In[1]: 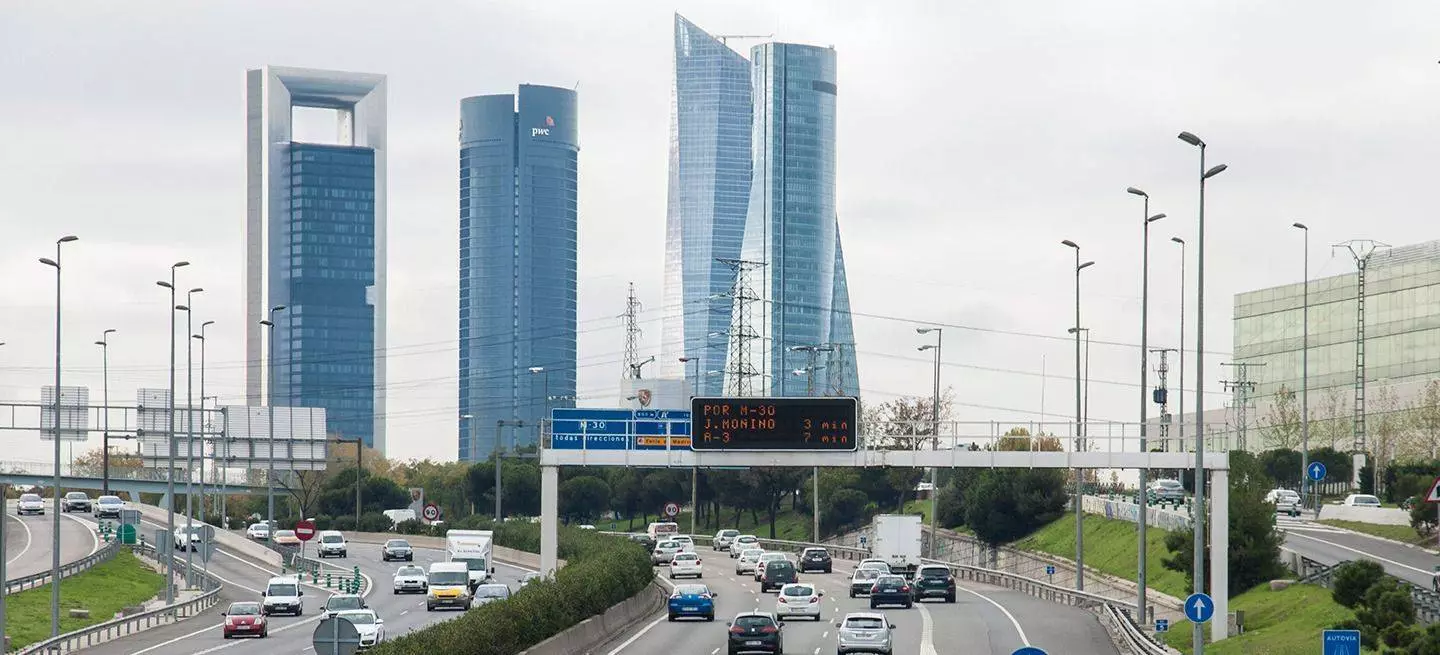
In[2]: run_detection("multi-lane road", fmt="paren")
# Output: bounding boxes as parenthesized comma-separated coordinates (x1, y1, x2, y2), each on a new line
(1279, 515, 1440, 587)
(595, 552, 1120, 655)
(4, 500, 101, 580)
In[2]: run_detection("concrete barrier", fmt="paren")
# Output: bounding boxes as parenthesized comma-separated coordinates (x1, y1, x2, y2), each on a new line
(131, 504, 282, 567)
(344, 532, 566, 570)
(518, 581, 666, 655)
(1316, 504, 1411, 526)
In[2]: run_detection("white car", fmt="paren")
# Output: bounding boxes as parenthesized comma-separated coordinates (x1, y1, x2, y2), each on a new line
(94, 495, 125, 519)
(334, 609, 384, 649)
(17, 493, 44, 515)
(577, 524, 597, 530)
(669, 552, 703, 579)
(730, 535, 759, 558)
(736, 548, 765, 575)
(520, 572, 543, 587)
(857, 559, 892, 574)
(262, 576, 304, 616)
(652, 540, 683, 564)
(1343, 494, 1382, 507)
(317, 530, 348, 558)
(392, 565, 427, 595)
(1265, 489, 1302, 517)
(775, 583, 824, 621)
(713, 529, 740, 551)
(174, 525, 204, 551)
(671, 535, 696, 553)
(246, 522, 271, 540)
(471, 583, 511, 607)
(753, 553, 790, 582)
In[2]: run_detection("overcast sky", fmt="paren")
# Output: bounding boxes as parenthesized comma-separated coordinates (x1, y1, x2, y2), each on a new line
(2, 1, 1439, 465)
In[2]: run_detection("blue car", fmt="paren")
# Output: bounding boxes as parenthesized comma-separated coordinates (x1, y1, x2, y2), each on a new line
(667, 583, 718, 621)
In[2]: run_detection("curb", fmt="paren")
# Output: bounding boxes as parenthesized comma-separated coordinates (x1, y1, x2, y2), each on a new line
(518, 580, 667, 655)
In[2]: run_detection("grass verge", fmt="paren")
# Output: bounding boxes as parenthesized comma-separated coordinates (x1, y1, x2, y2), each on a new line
(6, 549, 165, 650)
(1160, 582, 1368, 654)
(1011, 512, 1190, 599)
(1317, 519, 1430, 546)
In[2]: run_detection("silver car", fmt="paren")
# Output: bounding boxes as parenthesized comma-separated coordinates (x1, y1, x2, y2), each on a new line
(836, 611, 896, 655)
(471, 583, 511, 607)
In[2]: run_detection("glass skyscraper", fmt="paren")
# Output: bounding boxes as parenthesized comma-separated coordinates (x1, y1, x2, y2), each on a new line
(458, 85, 579, 462)
(660, 14, 754, 394)
(728, 41, 860, 398)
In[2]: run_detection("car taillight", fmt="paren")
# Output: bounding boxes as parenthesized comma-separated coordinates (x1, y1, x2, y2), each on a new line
(870, 585, 880, 593)
(809, 596, 818, 603)
(729, 626, 746, 634)
(900, 586, 910, 593)
(760, 626, 778, 634)
(778, 597, 787, 604)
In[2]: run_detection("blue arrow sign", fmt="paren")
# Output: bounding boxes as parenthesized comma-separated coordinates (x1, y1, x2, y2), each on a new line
(1155, 618, 1169, 633)
(1011, 648, 1048, 655)
(1045, 565, 1056, 576)
(1183, 592, 1215, 624)
(1308, 461, 1327, 482)
(1322, 629, 1361, 655)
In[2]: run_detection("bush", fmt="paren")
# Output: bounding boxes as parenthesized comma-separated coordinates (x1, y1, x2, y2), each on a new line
(1332, 560, 1387, 608)
(367, 525, 653, 655)
(358, 512, 392, 533)
(1411, 499, 1437, 537)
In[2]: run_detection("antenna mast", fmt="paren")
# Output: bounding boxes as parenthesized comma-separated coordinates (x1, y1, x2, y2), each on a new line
(1334, 239, 1390, 458)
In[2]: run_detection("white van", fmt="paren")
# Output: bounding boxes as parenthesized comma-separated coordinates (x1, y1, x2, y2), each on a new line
(426, 562, 471, 612)
(262, 575, 304, 616)
(316, 530, 348, 558)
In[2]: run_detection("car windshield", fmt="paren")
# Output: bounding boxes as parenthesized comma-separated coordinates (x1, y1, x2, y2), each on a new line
(657, 541, 677, 549)
(674, 553, 698, 562)
(1354, 496, 1380, 504)
(737, 536, 756, 543)
(675, 584, 709, 596)
(337, 611, 374, 625)
(845, 617, 886, 630)
(274, 530, 296, 538)
(251, 523, 269, 530)
(854, 570, 879, 581)
(398, 566, 424, 576)
(268, 584, 298, 596)
(742, 549, 763, 558)
(387, 540, 409, 548)
(66, 492, 86, 499)
(228, 602, 261, 615)
(760, 553, 785, 561)
(99, 496, 121, 504)
(876, 576, 905, 586)
(429, 570, 467, 586)
(455, 557, 487, 571)
(327, 597, 363, 610)
(766, 561, 792, 571)
(719, 530, 738, 537)
(804, 548, 827, 556)
(735, 615, 775, 629)
(919, 567, 949, 579)
(782, 585, 813, 597)
(321, 535, 343, 543)
(1157, 480, 1182, 489)
(475, 585, 509, 598)
(20, 494, 39, 502)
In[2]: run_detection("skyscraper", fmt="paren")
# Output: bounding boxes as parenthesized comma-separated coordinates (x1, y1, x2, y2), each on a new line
(245, 66, 387, 450)
(458, 85, 579, 462)
(660, 14, 754, 394)
(727, 42, 859, 398)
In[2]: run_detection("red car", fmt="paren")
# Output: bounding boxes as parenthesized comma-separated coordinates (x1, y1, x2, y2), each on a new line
(222, 601, 268, 639)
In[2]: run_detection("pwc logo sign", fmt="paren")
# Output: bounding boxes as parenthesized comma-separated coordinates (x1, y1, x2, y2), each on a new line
(531, 115, 556, 137)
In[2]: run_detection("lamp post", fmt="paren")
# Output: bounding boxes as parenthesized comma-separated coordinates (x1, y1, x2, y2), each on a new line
(1171, 237, 1186, 454)
(1060, 239, 1093, 590)
(789, 344, 834, 542)
(917, 328, 943, 557)
(529, 366, 548, 445)
(95, 329, 117, 495)
(195, 321, 214, 516)
(679, 356, 700, 535)
(155, 260, 188, 605)
(179, 287, 203, 587)
(1128, 187, 1166, 622)
(1178, 130, 1226, 655)
(1293, 222, 1311, 507)
(38, 234, 78, 637)
(259, 304, 285, 535)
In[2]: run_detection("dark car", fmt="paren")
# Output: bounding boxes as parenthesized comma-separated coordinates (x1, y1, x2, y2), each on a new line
(910, 565, 956, 603)
(849, 568, 881, 598)
(726, 612, 784, 655)
(759, 560, 798, 592)
(381, 539, 414, 562)
(869, 574, 912, 609)
(61, 492, 91, 513)
(799, 547, 832, 573)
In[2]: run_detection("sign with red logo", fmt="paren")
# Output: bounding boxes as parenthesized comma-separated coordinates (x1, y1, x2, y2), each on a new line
(422, 503, 441, 522)
(295, 519, 317, 542)
(662, 502, 680, 519)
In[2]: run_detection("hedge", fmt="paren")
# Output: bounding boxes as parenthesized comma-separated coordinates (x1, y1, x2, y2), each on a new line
(366, 522, 653, 655)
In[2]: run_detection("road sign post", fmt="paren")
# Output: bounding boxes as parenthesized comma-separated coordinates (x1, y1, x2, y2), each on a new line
(295, 519, 317, 542)
(1322, 629, 1361, 655)
(662, 502, 679, 519)
(1184, 592, 1214, 624)
(312, 617, 361, 655)
(1155, 618, 1169, 633)
(422, 503, 441, 523)
(1307, 461, 1326, 482)
(1045, 564, 1055, 583)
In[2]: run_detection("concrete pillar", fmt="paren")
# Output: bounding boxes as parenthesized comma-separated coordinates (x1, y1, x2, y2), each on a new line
(540, 465, 558, 576)
(1210, 468, 1229, 643)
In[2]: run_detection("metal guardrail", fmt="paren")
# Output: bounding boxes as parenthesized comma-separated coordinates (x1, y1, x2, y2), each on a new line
(1101, 603, 1172, 655)
(5, 539, 121, 596)
(1299, 556, 1440, 624)
(15, 542, 223, 655)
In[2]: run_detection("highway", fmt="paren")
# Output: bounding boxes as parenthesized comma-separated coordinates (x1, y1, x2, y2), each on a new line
(62, 512, 535, 655)
(5, 500, 101, 580)
(595, 550, 1119, 655)
(1280, 516, 1440, 587)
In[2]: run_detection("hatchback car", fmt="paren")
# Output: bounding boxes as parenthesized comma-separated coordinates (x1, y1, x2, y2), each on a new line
(667, 583, 717, 622)
(911, 565, 956, 603)
(726, 612, 784, 655)
(869, 575, 912, 609)
(272, 529, 301, 546)
(324, 594, 367, 618)
(736, 548, 765, 575)
(753, 553, 790, 582)
(836, 612, 896, 655)
(246, 522, 271, 540)
(392, 565, 428, 594)
(317, 530, 348, 558)
(713, 529, 740, 551)
(381, 539, 413, 561)
(760, 560, 798, 592)
(470, 583, 511, 608)
(849, 568, 882, 598)
(669, 552, 703, 579)
(1148, 479, 1186, 504)
(94, 495, 125, 519)
(221, 601, 268, 639)
(1265, 489, 1302, 517)
(60, 491, 91, 513)
(652, 539, 683, 565)
(730, 534, 760, 558)
(799, 546, 832, 573)
(671, 535, 696, 553)
(334, 609, 384, 648)
(775, 583, 823, 621)
(17, 493, 44, 515)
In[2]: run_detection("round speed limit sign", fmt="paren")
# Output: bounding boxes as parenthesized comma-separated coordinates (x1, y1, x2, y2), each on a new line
(662, 502, 680, 518)
(422, 503, 441, 522)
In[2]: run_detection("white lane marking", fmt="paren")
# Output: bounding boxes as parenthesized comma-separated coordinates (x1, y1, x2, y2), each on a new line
(813, 649, 820, 655)
(61, 511, 101, 556)
(603, 573, 678, 655)
(917, 602, 939, 655)
(956, 586, 1030, 646)
(1287, 531, 1436, 577)
(822, 631, 829, 638)
(4, 512, 34, 567)
(710, 649, 719, 655)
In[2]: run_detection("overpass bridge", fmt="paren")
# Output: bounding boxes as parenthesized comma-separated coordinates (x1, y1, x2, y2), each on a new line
(0, 460, 268, 504)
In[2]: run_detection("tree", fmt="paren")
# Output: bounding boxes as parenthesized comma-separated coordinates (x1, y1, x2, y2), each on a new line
(1370, 383, 1409, 492)
(1162, 451, 1286, 597)
(1260, 385, 1302, 450)
(1316, 388, 1351, 450)
(69, 447, 143, 479)
(1309, 447, 1354, 487)
(1412, 380, 1440, 460)
(963, 428, 1068, 545)
(1331, 560, 1386, 608)
(559, 476, 611, 523)
(1257, 448, 1302, 488)
(863, 389, 955, 451)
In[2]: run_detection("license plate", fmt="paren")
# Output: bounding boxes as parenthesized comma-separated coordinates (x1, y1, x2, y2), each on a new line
(235, 625, 250, 630)
(684, 607, 697, 611)
(746, 641, 763, 646)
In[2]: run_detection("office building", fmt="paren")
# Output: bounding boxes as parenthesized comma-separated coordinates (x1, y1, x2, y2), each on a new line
(458, 85, 579, 461)
(245, 66, 387, 450)
(659, 14, 754, 396)
(726, 41, 860, 398)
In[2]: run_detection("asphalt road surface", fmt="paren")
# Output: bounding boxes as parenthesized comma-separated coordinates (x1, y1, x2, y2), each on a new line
(66, 513, 535, 655)
(594, 551, 1119, 655)
(5, 500, 100, 580)
(1280, 515, 1440, 587)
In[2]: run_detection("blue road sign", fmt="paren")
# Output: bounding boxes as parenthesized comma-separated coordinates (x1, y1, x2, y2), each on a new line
(1045, 565, 1056, 576)
(1183, 593, 1215, 624)
(1011, 648, 1048, 655)
(1322, 629, 1361, 655)
(1308, 461, 1327, 481)
(550, 408, 691, 451)
(1155, 619, 1169, 633)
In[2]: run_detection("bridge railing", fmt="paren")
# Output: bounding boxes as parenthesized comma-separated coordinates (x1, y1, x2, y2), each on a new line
(15, 542, 223, 655)
(5, 539, 122, 596)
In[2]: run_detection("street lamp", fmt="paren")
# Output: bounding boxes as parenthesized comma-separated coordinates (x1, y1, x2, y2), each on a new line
(529, 366, 548, 445)
(259, 304, 286, 535)
(156, 259, 188, 605)
(678, 356, 701, 536)
(1128, 186, 1166, 622)
(95, 329, 117, 495)
(1171, 236, 1187, 454)
(38, 234, 78, 637)
(1178, 129, 1226, 654)
(178, 287, 203, 588)
(917, 327, 943, 558)
(1293, 222, 1311, 507)
(194, 321, 214, 516)
(1060, 239, 1092, 591)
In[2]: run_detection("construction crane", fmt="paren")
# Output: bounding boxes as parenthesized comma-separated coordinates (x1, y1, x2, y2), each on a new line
(717, 33, 772, 45)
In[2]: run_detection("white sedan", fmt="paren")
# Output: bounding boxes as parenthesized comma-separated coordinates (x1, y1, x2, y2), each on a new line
(730, 535, 760, 558)
(735, 548, 765, 575)
(775, 583, 824, 621)
(669, 552, 703, 579)
(652, 540, 683, 564)
(246, 522, 271, 540)
(392, 565, 427, 595)
(334, 610, 384, 648)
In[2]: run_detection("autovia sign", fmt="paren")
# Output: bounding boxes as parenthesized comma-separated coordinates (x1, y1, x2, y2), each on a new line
(531, 115, 555, 137)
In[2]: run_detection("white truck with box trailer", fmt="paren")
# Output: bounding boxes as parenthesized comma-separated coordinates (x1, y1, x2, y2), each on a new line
(870, 514, 923, 577)
(445, 529, 495, 590)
